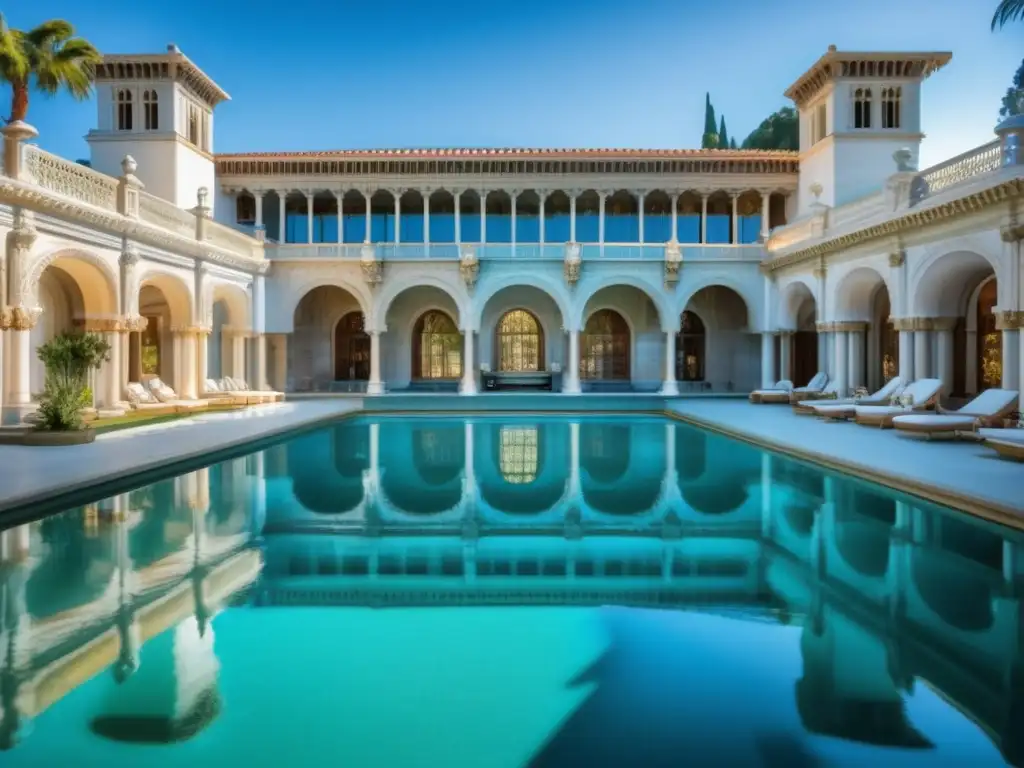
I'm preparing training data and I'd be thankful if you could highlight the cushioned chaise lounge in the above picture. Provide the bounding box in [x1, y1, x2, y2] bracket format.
[749, 380, 793, 404]
[125, 382, 180, 415]
[145, 378, 209, 411]
[977, 428, 1024, 461]
[219, 377, 284, 403]
[892, 389, 1019, 438]
[787, 372, 830, 404]
[852, 378, 943, 428]
[810, 378, 904, 420]
[201, 379, 250, 407]
[792, 382, 842, 414]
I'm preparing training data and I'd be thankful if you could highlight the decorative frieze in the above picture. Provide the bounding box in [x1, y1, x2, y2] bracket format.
[890, 316, 957, 332]
[996, 310, 1024, 330]
[564, 242, 582, 287]
[815, 320, 868, 333]
[124, 315, 149, 333]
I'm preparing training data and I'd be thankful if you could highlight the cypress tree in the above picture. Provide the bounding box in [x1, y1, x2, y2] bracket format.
[718, 115, 730, 149]
[730, 137, 737, 149]
[701, 93, 719, 148]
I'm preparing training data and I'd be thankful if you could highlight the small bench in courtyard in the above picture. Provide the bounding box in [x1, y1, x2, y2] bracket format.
[483, 371, 555, 391]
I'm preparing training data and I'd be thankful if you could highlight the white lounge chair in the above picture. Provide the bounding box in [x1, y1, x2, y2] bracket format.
[201, 379, 249, 407]
[810, 378, 904, 420]
[977, 428, 1024, 461]
[853, 378, 943, 429]
[145, 378, 209, 411]
[125, 382, 179, 415]
[750, 380, 793, 404]
[892, 389, 1019, 438]
[787, 372, 829, 404]
[220, 377, 284, 403]
[792, 381, 842, 414]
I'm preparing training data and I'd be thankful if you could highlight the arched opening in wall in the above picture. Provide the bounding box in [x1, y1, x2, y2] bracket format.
[341, 190, 368, 243]
[209, 285, 249, 383]
[704, 191, 732, 244]
[334, 311, 370, 381]
[291, 285, 366, 392]
[496, 309, 544, 372]
[676, 310, 706, 383]
[412, 310, 462, 380]
[581, 309, 630, 381]
[576, 189, 600, 243]
[544, 190, 572, 243]
[736, 190, 762, 244]
[976, 279, 1001, 392]
[682, 285, 754, 392]
[457, 190, 483, 243]
[484, 190, 513, 243]
[833, 267, 894, 392]
[778, 281, 818, 386]
[30, 255, 118, 400]
[767, 192, 788, 232]
[514, 191, 541, 243]
[428, 189, 456, 243]
[135, 274, 191, 388]
[676, 191, 702, 243]
[644, 190, 673, 243]
[369, 190, 396, 243]
[914, 251, 997, 397]
[605, 189, 639, 243]
[399, 189, 424, 243]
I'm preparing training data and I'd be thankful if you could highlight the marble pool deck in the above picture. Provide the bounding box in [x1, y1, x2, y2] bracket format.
[0, 394, 1020, 529]
[668, 399, 1024, 528]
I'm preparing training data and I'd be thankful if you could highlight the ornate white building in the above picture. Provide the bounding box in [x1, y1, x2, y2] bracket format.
[1, 43, 1022, 422]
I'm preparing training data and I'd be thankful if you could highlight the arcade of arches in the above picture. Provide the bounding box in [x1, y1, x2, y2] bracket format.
[282, 283, 762, 394]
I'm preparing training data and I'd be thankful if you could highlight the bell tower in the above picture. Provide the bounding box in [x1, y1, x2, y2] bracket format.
[785, 46, 951, 218]
[86, 44, 230, 214]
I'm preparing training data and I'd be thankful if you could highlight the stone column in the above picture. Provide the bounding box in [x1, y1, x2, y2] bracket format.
[699, 193, 708, 244]
[897, 325, 914, 384]
[833, 330, 849, 395]
[367, 330, 384, 395]
[914, 321, 931, 382]
[846, 325, 865, 392]
[273, 334, 288, 392]
[334, 191, 344, 244]
[460, 330, 477, 395]
[538, 193, 546, 244]
[637, 191, 646, 244]
[101, 321, 125, 411]
[4, 309, 35, 413]
[598, 192, 606, 249]
[730, 191, 739, 244]
[305, 190, 314, 244]
[172, 328, 198, 399]
[935, 319, 955, 398]
[1001, 320, 1020, 391]
[509, 192, 516, 249]
[363, 189, 372, 241]
[815, 323, 831, 379]
[250, 333, 268, 391]
[196, 328, 210, 394]
[569, 192, 577, 243]
[779, 332, 793, 382]
[761, 332, 776, 388]
[277, 191, 287, 243]
[423, 190, 431, 245]
[393, 191, 401, 244]
[480, 190, 487, 244]
[660, 329, 679, 396]
[454, 190, 462, 244]
[760, 190, 771, 240]
[670, 192, 679, 242]
[254, 190, 264, 229]
[563, 329, 581, 394]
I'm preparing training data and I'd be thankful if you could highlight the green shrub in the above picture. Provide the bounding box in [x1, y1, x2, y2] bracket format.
[35, 332, 111, 431]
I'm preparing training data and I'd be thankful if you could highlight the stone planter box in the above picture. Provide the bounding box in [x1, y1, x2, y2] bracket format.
[21, 429, 96, 446]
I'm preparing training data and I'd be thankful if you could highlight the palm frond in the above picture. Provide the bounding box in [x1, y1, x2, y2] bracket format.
[23, 19, 74, 47]
[991, 0, 1024, 29]
[0, 13, 29, 84]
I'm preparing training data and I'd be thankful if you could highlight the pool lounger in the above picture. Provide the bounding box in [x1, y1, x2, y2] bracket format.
[892, 389, 1018, 438]
[750, 380, 794, 404]
[982, 432, 1024, 461]
[786, 372, 829, 404]
[791, 381, 841, 414]
[809, 378, 904, 420]
[852, 379, 943, 429]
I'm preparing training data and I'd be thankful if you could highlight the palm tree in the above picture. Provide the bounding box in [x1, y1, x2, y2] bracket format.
[0, 15, 100, 124]
[992, 0, 1024, 29]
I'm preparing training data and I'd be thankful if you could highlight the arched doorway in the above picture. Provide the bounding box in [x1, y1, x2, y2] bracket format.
[334, 311, 370, 381]
[976, 279, 1000, 391]
[412, 310, 462, 380]
[683, 285, 756, 391]
[778, 282, 819, 386]
[496, 309, 543, 371]
[581, 309, 629, 381]
[676, 310, 705, 382]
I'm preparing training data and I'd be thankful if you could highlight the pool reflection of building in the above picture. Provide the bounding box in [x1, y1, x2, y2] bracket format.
[1, 435, 1022, 764]
[0, 460, 264, 750]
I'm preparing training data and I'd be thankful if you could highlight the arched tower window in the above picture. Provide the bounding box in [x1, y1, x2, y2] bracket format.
[580, 309, 629, 380]
[853, 87, 872, 129]
[413, 310, 462, 379]
[117, 89, 133, 131]
[496, 309, 543, 372]
[188, 104, 200, 146]
[334, 312, 370, 381]
[143, 90, 158, 130]
[676, 311, 706, 381]
[881, 87, 901, 129]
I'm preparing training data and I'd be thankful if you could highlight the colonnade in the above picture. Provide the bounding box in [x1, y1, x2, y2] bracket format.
[245, 187, 782, 246]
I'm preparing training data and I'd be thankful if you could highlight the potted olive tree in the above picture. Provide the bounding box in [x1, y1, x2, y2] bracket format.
[26, 331, 111, 445]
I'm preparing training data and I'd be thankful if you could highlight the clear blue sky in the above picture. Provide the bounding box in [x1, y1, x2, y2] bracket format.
[5, 0, 1021, 168]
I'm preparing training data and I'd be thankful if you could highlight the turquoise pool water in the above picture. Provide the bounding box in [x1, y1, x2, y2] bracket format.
[0, 415, 1021, 767]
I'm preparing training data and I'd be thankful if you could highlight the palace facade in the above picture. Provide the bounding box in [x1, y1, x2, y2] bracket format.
[1, 44, 1022, 420]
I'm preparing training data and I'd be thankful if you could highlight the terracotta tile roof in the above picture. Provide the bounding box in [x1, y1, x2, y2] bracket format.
[214, 147, 799, 160]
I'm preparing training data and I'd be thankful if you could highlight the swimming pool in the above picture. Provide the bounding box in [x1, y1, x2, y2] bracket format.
[1, 415, 1020, 766]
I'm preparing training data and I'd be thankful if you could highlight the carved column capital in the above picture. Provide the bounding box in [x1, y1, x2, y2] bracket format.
[6, 305, 41, 330]
[888, 249, 906, 268]
[996, 310, 1024, 330]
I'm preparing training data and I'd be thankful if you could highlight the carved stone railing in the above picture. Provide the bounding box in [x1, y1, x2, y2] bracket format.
[138, 189, 196, 239]
[22, 145, 118, 211]
[909, 139, 1002, 206]
[826, 189, 886, 230]
[205, 219, 264, 260]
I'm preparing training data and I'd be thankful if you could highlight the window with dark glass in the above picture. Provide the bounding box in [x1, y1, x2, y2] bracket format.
[580, 309, 629, 380]
[496, 310, 543, 372]
[236, 195, 256, 225]
[676, 311, 705, 381]
[334, 312, 370, 380]
[413, 311, 462, 379]
[881, 86, 901, 129]
[853, 87, 872, 129]
[977, 280, 1000, 390]
[117, 90, 133, 131]
[143, 89, 158, 130]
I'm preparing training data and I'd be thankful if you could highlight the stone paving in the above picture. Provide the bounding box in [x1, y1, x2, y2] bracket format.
[668, 399, 1024, 524]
